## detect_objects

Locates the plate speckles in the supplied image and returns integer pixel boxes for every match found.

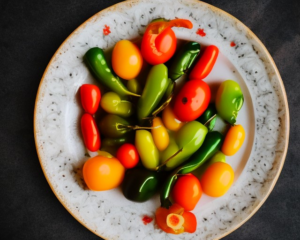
[34,0,289,239]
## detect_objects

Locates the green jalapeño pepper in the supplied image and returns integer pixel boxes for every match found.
[160,131,223,208]
[197,103,217,131]
[215,80,244,125]
[137,64,170,122]
[84,47,140,97]
[169,42,201,81]
[160,121,208,171]
[122,168,162,202]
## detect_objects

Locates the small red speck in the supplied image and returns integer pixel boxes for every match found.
[142,215,153,225]
[230,41,236,47]
[103,25,111,36]
[196,28,206,37]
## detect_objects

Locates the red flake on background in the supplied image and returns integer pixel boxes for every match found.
[103,25,111,36]
[230,41,236,47]
[142,215,153,225]
[196,28,206,37]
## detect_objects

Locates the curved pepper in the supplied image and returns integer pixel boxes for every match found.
[137,64,170,121]
[215,80,244,125]
[141,19,193,65]
[160,131,223,208]
[160,121,208,170]
[169,42,201,81]
[84,47,140,97]
[197,103,217,131]
[122,168,162,202]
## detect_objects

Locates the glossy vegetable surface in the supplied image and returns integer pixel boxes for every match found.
[200,162,234,197]
[162,105,185,131]
[141,19,193,65]
[160,131,223,208]
[197,103,217,131]
[99,114,131,138]
[83,156,125,191]
[135,130,159,170]
[80,84,101,114]
[222,124,245,156]
[100,92,133,117]
[169,42,201,81]
[112,40,143,80]
[116,143,139,169]
[215,80,244,125]
[189,45,219,80]
[84,47,140,97]
[81,113,101,152]
[173,79,211,122]
[122,168,161,202]
[160,121,208,170]
[151,117,169,151]
[137,64,169,121]
[171,174,202,211]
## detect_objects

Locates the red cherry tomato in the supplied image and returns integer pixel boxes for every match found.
[81,113,101,151]
[116,143,139,169]
[189,45,219,80]
[171,174,202,211]
[173,79,211,122]
[141,19,193,65]
[80,84,101,114]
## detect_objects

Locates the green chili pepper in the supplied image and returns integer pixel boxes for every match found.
[122,168,162,202]
[160,121,208,171]
[160,131,223,208]
[137,64,170,121]
[84,47,140,97]
[169,42,201,81]
[101,92,134,118]
[215,80,244,125]
[127,79,142,95]
[99,114,131,138]
[197,103,217,131]
[102,135,134,147]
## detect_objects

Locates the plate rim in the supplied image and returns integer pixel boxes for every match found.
[33,0,290,239]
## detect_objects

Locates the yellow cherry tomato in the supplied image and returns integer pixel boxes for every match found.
[112,40,143,80]
[222,124,245,156]
[162,105,185,131]
[151,117,169,151]
[83,156,125,191]
[200,162,234,197]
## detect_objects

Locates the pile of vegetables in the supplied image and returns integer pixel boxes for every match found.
[79,18,245,234]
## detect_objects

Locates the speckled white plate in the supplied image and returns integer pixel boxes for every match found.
[34,0,289,239]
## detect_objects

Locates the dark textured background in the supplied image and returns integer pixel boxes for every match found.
[0,0,299,239]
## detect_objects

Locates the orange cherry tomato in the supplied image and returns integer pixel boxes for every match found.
[171,174,202,211]
[162,105,185,131]
[81,113,101,152]
[112,40,143,80]
[222,124,246,156]
[83,155,125,191]
[173,79,211,122]
[80,84,101,114]
[116,143,139,169]
[200,162,234,197]
[189,45,219,80]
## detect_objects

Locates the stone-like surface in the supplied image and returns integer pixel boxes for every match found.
[0,0,299,239]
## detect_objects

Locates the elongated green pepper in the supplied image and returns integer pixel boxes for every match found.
[137,64,170,121]
[160,131,223,208]
[122,168,162,202]
[169,42,201,81]
[197,103,217,131]
[84,47,140,97]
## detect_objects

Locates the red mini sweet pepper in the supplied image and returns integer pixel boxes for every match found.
[141,19,193,65]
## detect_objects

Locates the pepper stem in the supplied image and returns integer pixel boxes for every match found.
[116,123,161,131]
[155,148,183,171]
[204,114,217,127]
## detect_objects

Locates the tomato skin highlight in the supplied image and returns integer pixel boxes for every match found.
[171,174,202,211]
[81,113,101,151]
[116,143,139,169]
[80,84,101,114]
[189,45,219,80]
[173,79,211,122]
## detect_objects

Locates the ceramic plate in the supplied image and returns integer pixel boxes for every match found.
[34,0,289,239]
